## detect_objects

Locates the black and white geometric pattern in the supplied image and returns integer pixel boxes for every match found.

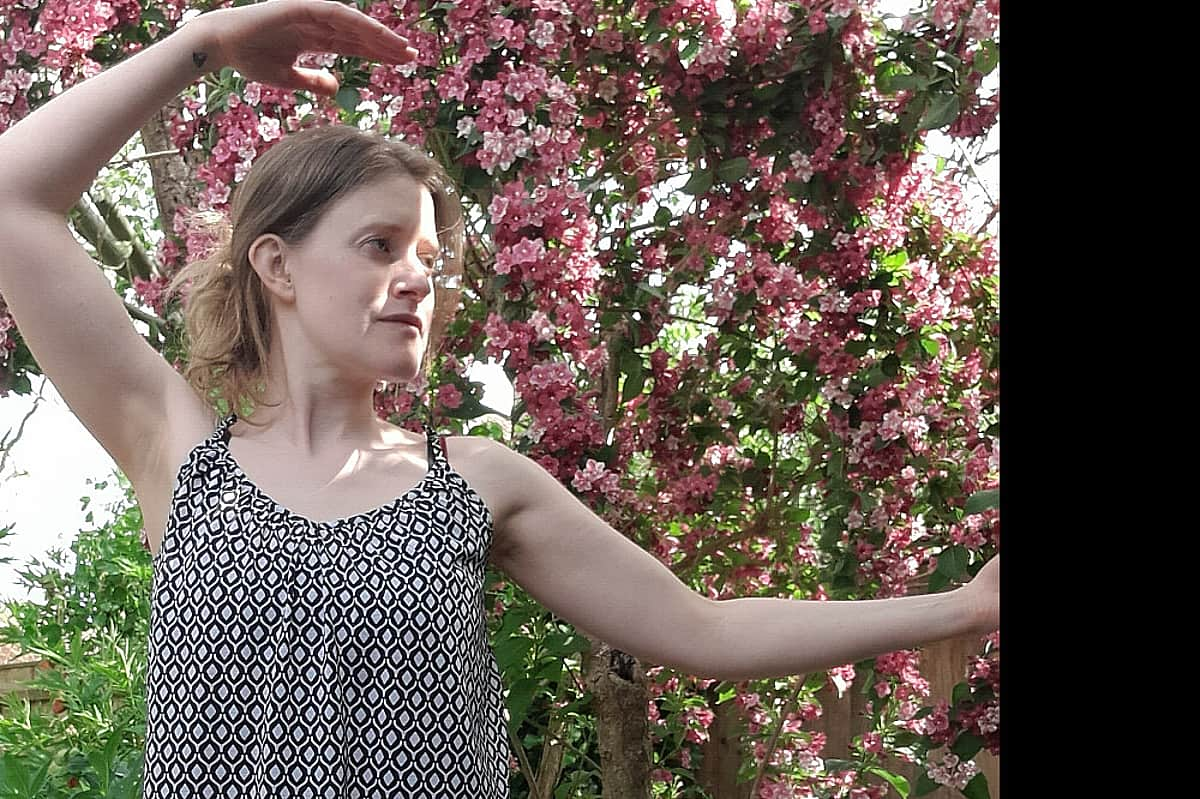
[144,413,510,797]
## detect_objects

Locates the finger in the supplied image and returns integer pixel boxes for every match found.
[283,65,340,97]
[322,30,418,64]
[306,0,417,59]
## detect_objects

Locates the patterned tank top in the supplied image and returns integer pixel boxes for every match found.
[143,413,511,797]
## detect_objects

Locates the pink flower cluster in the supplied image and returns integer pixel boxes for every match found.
[436,382,462,410]
[872,649,931,719]
[571,458,620,502]
[133,274,170,316]
[925,751,980,790]
[173,86,311,213]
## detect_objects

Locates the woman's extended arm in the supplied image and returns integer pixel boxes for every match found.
[482,438,999,684]
[705,556,999,682]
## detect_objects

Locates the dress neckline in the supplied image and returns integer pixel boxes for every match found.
[214,413,442,528]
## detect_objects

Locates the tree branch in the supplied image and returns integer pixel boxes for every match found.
[103,147,183,170]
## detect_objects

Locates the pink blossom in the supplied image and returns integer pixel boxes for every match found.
[528,310,555,342]
[437,383,463,410]
[571,458,607,492]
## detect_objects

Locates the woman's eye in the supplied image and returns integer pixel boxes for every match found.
[367,237,390,253]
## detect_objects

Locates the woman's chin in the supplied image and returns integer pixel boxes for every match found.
[377,366,422,385]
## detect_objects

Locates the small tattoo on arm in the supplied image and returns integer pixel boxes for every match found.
[192,51,207,70]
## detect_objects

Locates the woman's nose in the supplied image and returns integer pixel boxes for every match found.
[391,263,432,297]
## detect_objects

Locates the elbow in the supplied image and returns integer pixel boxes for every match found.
[686,597,734,682]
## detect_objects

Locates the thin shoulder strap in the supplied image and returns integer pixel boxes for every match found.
[421,421,448,471]
[219,412,237,444]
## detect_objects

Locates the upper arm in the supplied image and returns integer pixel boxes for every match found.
[0,204,182,482]
[486,441,717,677]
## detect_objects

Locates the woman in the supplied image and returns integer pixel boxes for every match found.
[0,1,999,795]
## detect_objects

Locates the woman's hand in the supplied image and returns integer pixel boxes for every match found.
[191,0,417,96]
[960,554,1000,636]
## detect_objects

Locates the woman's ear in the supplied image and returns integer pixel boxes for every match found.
[247,233,293,301]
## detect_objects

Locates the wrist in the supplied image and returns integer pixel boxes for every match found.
[954,582,997,638]
[175,12,227,75]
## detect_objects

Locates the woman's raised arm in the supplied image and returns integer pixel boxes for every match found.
[0,0,417,487]
[0,0,416,215]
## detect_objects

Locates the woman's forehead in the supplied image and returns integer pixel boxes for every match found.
[329,176,437,232]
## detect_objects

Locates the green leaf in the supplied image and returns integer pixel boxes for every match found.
[716,157,750,183]
[753,82,786,102]
[918,93,961,131]
[914,772,941,796]
[654,206,673,226]
[935,545,969,580]
[881,72,925,93]
[964,489,999,515]
[505,676,540,733]
[867,767,910,799]
[819,517,843,549]
[951,732,985,761]
[492,634,533,675]
[875,64,903,94]
[961,772,991,799]
[920,338,940,357]
[975,41,999,75]
[620,350,646,402]
[952,681,972,706]
[682,168,714,196]
[864,365,889,388]
[622,366,647,402]
[881,353,901,377]
[335,86,360,113]
[637,280,665,299]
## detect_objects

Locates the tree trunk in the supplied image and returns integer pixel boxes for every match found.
[583,634,652,798]
[138,94,204,254]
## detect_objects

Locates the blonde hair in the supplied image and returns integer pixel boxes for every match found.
[165,125,465,426]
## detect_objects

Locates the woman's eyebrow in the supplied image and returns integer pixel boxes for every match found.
[353,219,409,234]
[352,220,439,246]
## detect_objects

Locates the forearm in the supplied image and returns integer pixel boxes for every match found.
[705,588,976,683]
[0,18,220,216]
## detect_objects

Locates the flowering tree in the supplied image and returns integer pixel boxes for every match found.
[0,0,999,796]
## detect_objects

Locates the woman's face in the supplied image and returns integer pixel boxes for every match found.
[263,172,440,387]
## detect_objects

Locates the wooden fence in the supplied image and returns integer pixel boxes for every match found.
[2,636,997,797]
[699,633,999,797]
